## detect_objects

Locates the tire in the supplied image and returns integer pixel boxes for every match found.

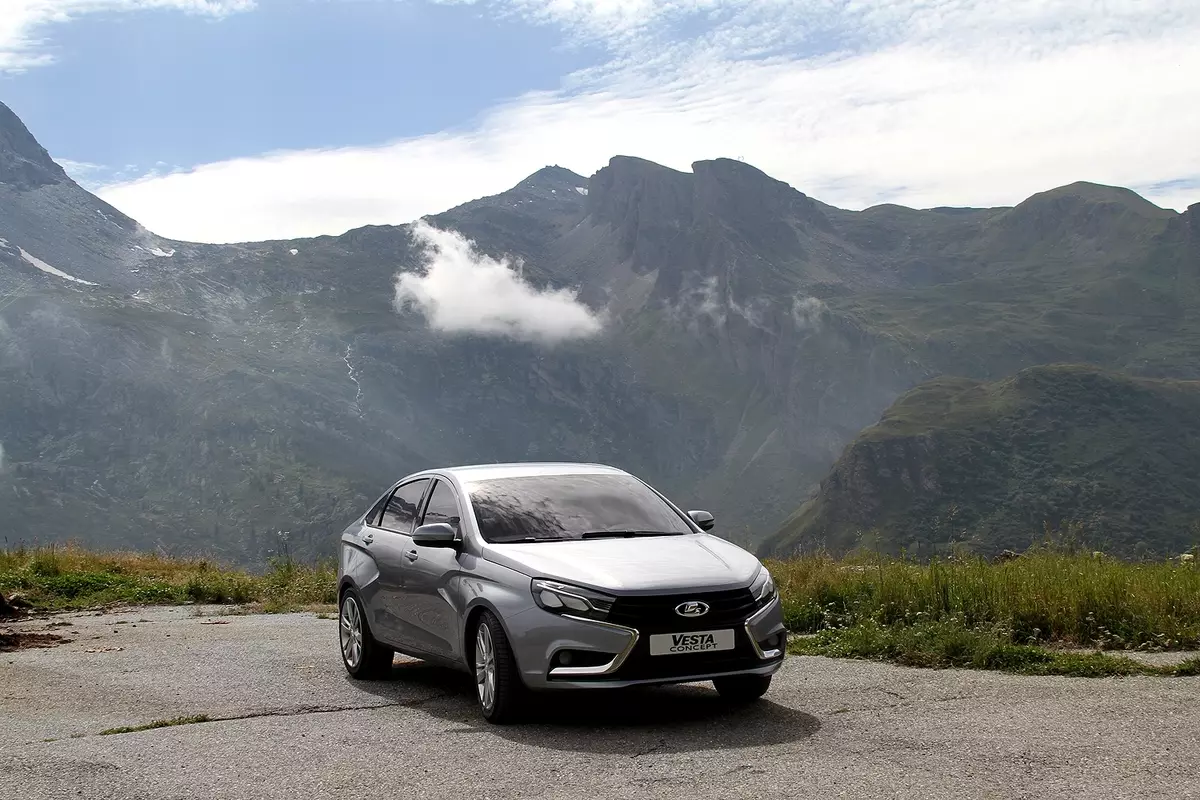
[472,610,526,724]
[713,674,772,703]
[338,588,394,680]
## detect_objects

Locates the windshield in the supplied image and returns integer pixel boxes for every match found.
[466,473,694,543]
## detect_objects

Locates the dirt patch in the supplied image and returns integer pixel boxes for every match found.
[0,631,70,652]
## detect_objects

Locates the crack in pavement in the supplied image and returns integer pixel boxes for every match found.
[630,739,665,758]
[31,692,458,744]
[833,692,985,716]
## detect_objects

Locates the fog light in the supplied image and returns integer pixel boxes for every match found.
[758,633,784,651]
[558,651,573,666]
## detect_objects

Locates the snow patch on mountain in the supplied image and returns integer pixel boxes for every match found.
[18,247,98,286]
[96,209,123,230]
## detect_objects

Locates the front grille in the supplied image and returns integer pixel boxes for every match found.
[607,588,757,633]
[611,629,765,681]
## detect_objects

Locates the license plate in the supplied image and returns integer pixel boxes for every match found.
[648,629,736,656]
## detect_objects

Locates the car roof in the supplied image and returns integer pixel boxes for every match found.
[414,461,630,484]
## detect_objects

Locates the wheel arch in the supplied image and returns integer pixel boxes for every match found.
[462,598,522,676]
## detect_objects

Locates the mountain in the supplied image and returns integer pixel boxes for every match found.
[1,100,1198,561]
[760,365,1200,559]
[0,104,180,294]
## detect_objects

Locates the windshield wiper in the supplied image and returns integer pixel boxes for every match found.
[579,530,680,539]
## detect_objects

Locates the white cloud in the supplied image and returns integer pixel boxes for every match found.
[791,296,827,332]
[92,0,1200,242]
[58,157,180,189]
[55,158,105,179]
[395,222,603,343]
[0,0,253,72]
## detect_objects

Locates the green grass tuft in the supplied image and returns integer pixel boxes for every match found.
[1,544,335,613]
[777,550,1200,676]
[99,715,212,736]
[790,620,1199,677]
[770,550,1200,650]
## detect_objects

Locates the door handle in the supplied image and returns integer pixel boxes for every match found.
[404,550,418,562]
[362,532,375,545]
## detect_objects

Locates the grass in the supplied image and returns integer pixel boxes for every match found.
[5,544,1199,679]
[0,544,336,613]
[99,715,212,735]
[790,619,1200,677]
[771,548,1200,676]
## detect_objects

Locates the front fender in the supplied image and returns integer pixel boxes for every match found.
[457,560,538,673]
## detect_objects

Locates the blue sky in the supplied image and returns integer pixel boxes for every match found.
[3,1,599,179]
[2,1,1198,242]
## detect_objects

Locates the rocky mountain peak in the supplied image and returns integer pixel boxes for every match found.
[1004,181,1170,222]
[516,165,588,191]
[585,156,692,227]
[691,157,830,229]
[0,102,68,190]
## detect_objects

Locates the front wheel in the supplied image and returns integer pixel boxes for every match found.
[339,589,393,679]
[713,674,772,702]
[473,611,525,724]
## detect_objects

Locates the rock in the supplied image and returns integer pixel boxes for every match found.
[995,550,1022,563]
[1,593,32,619]
[0,101,68,190]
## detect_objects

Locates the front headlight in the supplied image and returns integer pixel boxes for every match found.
[749,566,777,608]
[531,579,615,621]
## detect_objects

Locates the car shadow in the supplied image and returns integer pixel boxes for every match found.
[348,658,821,755]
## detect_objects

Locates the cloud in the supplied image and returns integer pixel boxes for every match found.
[59,157,183,190]
[0,0,253,72]
[93,0,1200,242]
[0,441,5,470]
[791,296,827,332]
[394,222,603,344]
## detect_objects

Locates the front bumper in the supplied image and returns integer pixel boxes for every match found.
[516,595,787,690]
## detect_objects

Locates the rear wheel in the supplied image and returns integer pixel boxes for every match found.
[339,589,393,680]
[473,611,525,724]
[713,674,772,702]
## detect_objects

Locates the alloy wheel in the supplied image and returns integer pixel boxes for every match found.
[340,595,363,669]
[475,622,496,713]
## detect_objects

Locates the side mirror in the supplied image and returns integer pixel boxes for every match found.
[412,522,459,548]
[688,510,715,531]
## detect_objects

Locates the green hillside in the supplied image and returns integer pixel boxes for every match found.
[761,365,1200,559]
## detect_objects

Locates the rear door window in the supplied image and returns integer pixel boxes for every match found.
[378,478,430,534]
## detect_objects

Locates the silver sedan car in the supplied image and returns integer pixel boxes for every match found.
[336,462,786,723]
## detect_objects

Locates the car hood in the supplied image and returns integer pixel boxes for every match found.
[481,534,762,593]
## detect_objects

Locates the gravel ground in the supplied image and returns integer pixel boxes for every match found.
[2,606,1198,800]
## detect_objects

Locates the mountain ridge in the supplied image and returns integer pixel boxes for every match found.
[0,102,68,190]
[2,100,1198,561]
